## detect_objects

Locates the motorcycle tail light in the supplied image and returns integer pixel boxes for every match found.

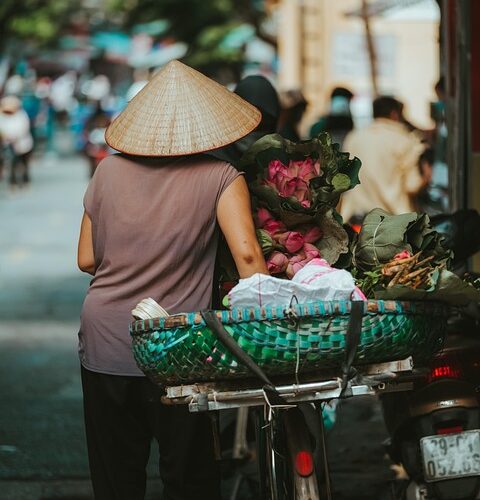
[436,425,464,435]
[428,357,462,382]
[295,450,314,477]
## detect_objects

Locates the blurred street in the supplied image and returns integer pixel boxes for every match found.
[0,150,91,499]
[0,148,395,500]
[0,150,164,499]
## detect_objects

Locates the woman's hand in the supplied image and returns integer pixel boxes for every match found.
[217,176,268,278]
[77,212,96,275]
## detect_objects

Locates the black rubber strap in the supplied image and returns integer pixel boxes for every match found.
[201,310,287,406]
[340,301,364,397]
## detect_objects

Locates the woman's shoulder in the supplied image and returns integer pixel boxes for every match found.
[94,153,133,175]
[96,153,237,178]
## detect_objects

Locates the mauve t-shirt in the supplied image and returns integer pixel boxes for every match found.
[79,154,241,376]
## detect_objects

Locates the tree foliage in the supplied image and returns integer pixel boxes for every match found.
[0,0,82,48]
[107,0,273,75]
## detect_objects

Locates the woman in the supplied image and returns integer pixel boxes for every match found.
[77,61,268,500]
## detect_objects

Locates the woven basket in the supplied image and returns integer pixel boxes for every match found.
[130,300,447,384]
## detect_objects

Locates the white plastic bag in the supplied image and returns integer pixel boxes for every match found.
[228,258,365,309]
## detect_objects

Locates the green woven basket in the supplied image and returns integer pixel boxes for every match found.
[130,300,447,384]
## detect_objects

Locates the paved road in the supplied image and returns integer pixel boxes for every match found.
[0,149,395,499]
[0,152,165,499]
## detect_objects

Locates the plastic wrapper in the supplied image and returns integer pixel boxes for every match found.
[229,259,365,309]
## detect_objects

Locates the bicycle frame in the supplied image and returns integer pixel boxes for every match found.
[163,358,415,500]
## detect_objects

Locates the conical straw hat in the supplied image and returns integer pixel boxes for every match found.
[106,60,262,156]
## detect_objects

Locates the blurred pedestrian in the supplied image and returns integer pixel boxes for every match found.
[83,103,111,177]
[278,89,307,142]
[234,75,280,148]
[77,61,267,500]
[416,147,448,215]
[310,86,354,146]
[209,75,280,172]
[0,96,34,188]
[340,96,426,223]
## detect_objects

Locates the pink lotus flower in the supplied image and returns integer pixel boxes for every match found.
[303,243,321,260]
[394,250,412,260]
[263,219,286,236]
[281,177,298,197]
[276,231,305,253]
[290,178,310,202]
[255,208,274,228]
[266,251,289,274]
[302,225,323,243]
[288,158,321,181]
[265,159,314,206]
[286,253,305,279]
[285,244,321,278]
[265,173,290,195]
[268,159,288,181]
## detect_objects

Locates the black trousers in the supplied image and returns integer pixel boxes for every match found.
[81,366,221,500]
[9,151,31,186]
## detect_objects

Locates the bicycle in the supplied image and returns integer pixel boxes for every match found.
[162,308,416,500]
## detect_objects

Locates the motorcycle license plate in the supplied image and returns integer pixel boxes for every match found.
[421,430,480,482]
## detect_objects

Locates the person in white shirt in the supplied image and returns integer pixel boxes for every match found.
[340,96,426,223]
[0,96,34,187]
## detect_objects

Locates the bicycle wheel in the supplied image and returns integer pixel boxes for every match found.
[255,406,322,500]
[283,406,321,500]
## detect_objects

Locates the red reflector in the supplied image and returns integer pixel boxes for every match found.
[429,364,461,381]
[437,426,463,435]
[295,451,314,477]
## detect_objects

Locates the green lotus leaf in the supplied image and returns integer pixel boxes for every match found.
[332,173,352,192]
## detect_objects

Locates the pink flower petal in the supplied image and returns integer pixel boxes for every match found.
[256,208,274,228]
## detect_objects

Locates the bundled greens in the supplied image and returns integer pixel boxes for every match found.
[352,209,480,305]
[238,133,360,267]
[240,133,361,224]
[353,209,451,271]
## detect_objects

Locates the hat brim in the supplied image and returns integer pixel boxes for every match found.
[105,60,263,157]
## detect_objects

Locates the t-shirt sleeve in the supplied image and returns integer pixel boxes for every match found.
[215,162,244,208]
[83,178,96,218]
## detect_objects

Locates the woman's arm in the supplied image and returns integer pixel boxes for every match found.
[77,212,96,275]
[217,176,268,278]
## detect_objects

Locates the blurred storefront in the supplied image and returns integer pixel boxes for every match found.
[273,0,440,130]
[440,0,480,270]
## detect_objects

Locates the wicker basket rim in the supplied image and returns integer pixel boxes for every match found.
[130,299,447,335]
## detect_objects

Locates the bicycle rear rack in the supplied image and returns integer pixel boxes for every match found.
[163,357,414,412]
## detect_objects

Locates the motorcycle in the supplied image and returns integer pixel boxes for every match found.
[381,210,480,500]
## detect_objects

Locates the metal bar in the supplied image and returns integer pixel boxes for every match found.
[166,357,415,411]
[232,407,250,459]
[184,379,414,411]
[187,384,363,412]
[165,357,413,399]
[361,357,413,374]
